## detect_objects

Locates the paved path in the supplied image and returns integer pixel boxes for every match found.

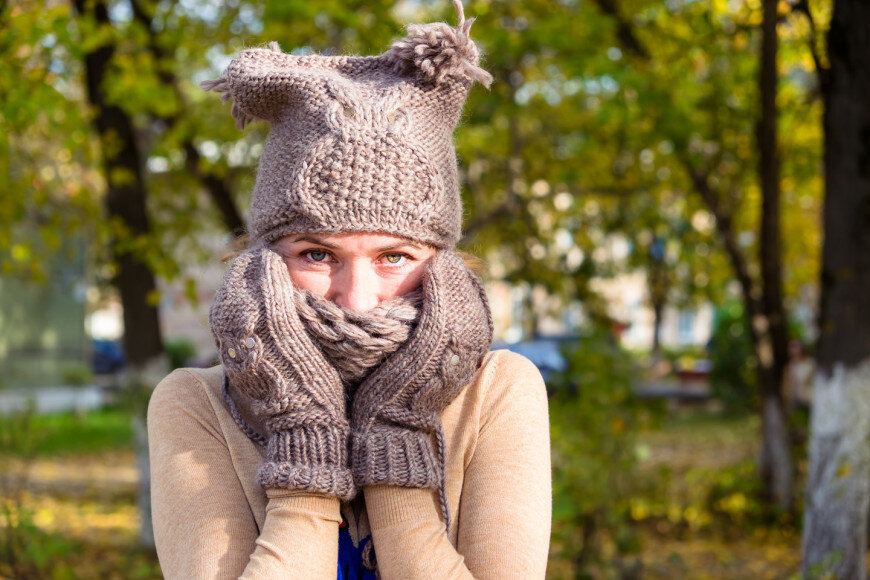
[0,385,105,416]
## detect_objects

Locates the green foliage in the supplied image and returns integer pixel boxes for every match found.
[0,404,75,578]
[709,301,757,412]
[0,407,133,458]
[0,503,77,580]
[705,460,766,528]
[548,329,660,576]
[61,363,94,387]
[705,459,797,532]
[164,338,196,370]
[3,0,827,329]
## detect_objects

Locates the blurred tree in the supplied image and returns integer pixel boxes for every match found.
[581,0,827,509]
[801,0,870,577]
[71,0,163,370]
[709,300,757,412]
[757,0,793,510]
[549,329,650,577]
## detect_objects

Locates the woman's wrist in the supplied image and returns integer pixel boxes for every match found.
[363,485,444,528]
[263,490,343,524]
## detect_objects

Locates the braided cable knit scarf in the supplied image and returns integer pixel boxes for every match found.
[222,284,435,570]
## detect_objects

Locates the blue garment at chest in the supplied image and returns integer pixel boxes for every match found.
[336,515,376,580]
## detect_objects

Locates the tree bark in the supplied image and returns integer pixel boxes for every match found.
[756,0,793,510]
[801,0,870,576]
[73,0,163,368]
[72,0,165,547]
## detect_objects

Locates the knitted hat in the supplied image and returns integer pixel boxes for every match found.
[201,0,492,250]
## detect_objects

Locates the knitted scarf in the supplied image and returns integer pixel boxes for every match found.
[222,284,424,440]
[221,285,428,572]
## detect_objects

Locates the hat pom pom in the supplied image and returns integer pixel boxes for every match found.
[388,0,493,89]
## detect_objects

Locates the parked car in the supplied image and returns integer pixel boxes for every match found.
[91,338,126,375]
[493,335,577,384]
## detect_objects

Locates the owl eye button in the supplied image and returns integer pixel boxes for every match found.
[450,354,460,366]
[343,107,355,118]
[228,347,237,359]
[245,337,255,348]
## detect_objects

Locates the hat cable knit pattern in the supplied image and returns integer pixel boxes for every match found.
[201,0,493,250]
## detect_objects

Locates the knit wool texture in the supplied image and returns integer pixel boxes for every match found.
[201,0,493,250]
[210,247,357,501]
[221,279,422,574]
[220,248,494,535]
[295,286,423,388]
[350,249,493,533]
[222,284,424,448]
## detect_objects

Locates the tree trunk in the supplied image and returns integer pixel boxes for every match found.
[72,0,165,546]
[758,390,792,507]
[651,299,663,356]
[591,0,797,508]
[648,237,666,357]
[755,0,793,511]
[132,412,154,546]
[74,0,163,368]
[801,1,870,576]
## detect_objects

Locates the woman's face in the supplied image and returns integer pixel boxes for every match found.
[272,232,437,312]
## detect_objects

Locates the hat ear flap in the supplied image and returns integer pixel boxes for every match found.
[201,42,303,130]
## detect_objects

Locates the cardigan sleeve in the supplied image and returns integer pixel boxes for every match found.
[147,369,342,579]
[364,351,552,579]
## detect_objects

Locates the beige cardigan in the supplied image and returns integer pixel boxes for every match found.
[147,349,552,579]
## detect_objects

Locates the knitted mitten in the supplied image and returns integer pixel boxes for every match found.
[350,250,493,490]
[210,245,355,500]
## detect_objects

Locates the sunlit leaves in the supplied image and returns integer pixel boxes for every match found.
[3,0,826,334]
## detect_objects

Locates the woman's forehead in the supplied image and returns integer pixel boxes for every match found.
[284,232,427,251]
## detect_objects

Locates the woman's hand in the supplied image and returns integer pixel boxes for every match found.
[350,250,493,489]
[210,244,355,500]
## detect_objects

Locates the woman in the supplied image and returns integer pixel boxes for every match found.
[147,2,551,578]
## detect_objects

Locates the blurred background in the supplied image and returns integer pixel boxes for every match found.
[2,0,868,577]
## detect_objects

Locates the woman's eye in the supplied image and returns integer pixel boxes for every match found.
[384,253,407,265]
[304,249,330,262]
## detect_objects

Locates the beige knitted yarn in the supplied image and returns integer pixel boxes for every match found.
[201,0,493,249]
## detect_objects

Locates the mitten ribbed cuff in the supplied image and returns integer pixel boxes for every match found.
[351,426,441,489]
[259,425,355,501]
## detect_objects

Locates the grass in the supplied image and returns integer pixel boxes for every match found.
[0,404,814,579]
[548,406,806,579]
[0,406,151,578]
[0,405,134,458]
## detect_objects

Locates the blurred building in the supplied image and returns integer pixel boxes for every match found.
[591,271,715,351]
[0,235,90,388]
